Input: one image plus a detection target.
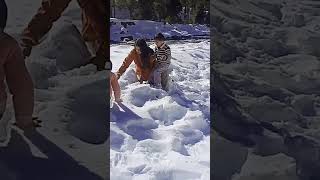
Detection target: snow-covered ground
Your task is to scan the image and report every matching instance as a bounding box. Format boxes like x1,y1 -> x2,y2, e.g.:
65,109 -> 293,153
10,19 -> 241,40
1,1 -> 108,179
111,18 -> 209,43
212,0 -> 320,179
110,41 -> 210,179
1,1 -> 210,180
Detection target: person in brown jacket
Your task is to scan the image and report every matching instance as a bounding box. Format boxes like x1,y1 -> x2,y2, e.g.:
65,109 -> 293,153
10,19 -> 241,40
20,0 -> 110,71
1,0 -> 35,142
116,39 -> 156,83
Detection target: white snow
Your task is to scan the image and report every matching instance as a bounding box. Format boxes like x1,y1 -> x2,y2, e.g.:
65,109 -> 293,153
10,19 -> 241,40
111,18 -> 209,42
1,1 -> 107,179
110,40 -> 210,179
213,0 -> 320,179
1,1 -> 210,179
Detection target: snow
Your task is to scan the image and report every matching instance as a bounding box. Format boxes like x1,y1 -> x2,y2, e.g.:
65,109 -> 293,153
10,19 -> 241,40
1,1 -> 210,179
212,0 -> 320,179
1,1 -> 108,179
110,40 -> 210,179
110,18 -> 209,43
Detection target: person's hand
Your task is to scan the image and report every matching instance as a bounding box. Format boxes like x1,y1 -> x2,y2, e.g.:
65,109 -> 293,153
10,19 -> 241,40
116,73 -> 121,79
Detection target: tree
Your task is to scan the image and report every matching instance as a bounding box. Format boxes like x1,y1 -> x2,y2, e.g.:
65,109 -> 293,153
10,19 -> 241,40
153,0 -> 167,22
166,0 -> 183,23
189,0 -> 209,24
112,0 -> 209,24
135,0 -> 156,20
115,0 -> 138,18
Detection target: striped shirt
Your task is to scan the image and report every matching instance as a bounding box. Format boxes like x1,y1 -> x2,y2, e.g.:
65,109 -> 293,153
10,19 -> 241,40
155,43 -> 171,69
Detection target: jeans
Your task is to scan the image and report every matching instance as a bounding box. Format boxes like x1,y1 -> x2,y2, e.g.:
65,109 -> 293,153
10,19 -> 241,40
149,67 -> 170,91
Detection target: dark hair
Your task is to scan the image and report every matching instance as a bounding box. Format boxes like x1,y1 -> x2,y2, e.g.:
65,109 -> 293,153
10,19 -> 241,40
154,33 -> 165,41
0,0 -> 7,29
135,39 -> 154,68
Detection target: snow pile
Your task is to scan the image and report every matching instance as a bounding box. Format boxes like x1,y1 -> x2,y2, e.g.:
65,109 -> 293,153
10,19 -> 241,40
110,41 -> 210,179
212,0 -> 320,179
111,18 -> 209,42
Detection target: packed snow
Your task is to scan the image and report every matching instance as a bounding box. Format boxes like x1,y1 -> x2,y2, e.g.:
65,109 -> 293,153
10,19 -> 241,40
110,40 -> 210,179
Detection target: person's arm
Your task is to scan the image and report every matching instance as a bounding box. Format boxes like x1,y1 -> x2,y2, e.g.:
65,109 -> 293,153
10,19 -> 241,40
150,54 -> 156,70
79,0 -> 109,66
21,0 -> 72,51
116,50 -> 135,78
4,41 -> 34,129
111,74 -> 121,102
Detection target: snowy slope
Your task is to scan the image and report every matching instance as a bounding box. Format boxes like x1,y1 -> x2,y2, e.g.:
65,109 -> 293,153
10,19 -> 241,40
110,41 -> 210,179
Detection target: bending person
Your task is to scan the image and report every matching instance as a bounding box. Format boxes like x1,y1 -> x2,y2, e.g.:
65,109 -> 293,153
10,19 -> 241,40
116,39 -> 156,84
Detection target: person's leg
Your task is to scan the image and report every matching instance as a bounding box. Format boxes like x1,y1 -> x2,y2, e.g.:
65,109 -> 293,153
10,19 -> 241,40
161,69 -> 170,91
148,71 -> 154,85
153,69 -> 162,88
